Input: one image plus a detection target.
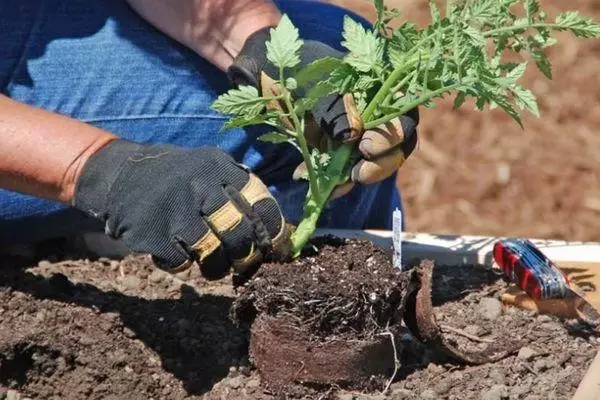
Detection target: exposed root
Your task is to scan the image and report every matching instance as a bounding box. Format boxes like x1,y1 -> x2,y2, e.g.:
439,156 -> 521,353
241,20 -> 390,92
232,237 -> 408,341
379,327 -> 400,394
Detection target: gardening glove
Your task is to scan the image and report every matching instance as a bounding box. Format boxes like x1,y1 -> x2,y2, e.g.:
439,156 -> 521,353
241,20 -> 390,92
228,27 -> 419,198
73,139 -> 291,280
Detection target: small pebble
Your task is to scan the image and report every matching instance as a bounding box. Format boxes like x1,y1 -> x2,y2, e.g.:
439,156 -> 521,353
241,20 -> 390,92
481,384 -> 508,400
434,378 -> 453,394
148,270 -> 165,284
536,314 -> 553,323
533,359 -> 548,372
120,275 -> 142,291
226,375 -> 244,389
389,387 -> 413,399
488,368 -> 506,385
420,389 -> 437,400
478,297 -> 503,320
123,327 -> 136,338
517,346 -> 537,361
464,325 -> 482,336
246,377 -> 260,389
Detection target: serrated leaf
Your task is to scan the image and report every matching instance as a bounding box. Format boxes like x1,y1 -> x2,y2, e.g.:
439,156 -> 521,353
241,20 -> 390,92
373,0 -> 386,32
488,91 -> 523,127
464,26 -> 486,46
512,85 -> 540,117
341,16 -> 384,72
453,91 -> 467,109
389,23 -> 420,68
294,57 -> 342,88
211,86 -> 266,116
531,48 -> 552,79
506,62 -> 527,82
354,75 -> 377,91
555,11 -> 600,38
222,114 -> 266,130
525,0 -> 540,22
258,131 -> 289,144
294,81 -> 335,114
266,15 -> 304,69
328,63 -> 359,93
468,0 -> 497,22
429,0 -> 441,25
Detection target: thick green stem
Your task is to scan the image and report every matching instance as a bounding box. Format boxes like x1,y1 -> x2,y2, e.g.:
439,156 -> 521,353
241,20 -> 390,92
483,23 -> 575,37
364,82 -> 467,129
290,144 -> 354,255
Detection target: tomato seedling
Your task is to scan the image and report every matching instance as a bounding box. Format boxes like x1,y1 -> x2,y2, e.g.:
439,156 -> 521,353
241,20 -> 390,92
212,0 -> 600,256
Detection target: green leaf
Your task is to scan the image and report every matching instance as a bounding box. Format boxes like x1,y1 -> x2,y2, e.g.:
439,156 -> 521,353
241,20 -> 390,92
211,86 -> 266,116
506,62 -> 527,82
258,131 -> 289,144
464,26 -> 486,47
429,0 -> 441,25
294,57 -> 342,88
525,0 -> 540,22
328,63 -> 359,93
354,75 -> 377,91
266,14 -> 304,69
512,85 -> 540,117
453,91 -> 467,109
373,0 -> 385,31
555,11 -> 600,38
341,16 -> 384,72
222,114 -> 267,130
389,23 -> 420,68
285,77 -> 298,90
531,48 -> 552,79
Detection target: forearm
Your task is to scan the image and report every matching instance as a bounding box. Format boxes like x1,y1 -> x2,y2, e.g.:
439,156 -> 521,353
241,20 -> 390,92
0,95 -> 117,203
125,0 -> 282,71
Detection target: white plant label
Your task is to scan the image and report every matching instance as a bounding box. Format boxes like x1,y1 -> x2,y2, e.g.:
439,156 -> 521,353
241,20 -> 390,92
393,208 -> 403,270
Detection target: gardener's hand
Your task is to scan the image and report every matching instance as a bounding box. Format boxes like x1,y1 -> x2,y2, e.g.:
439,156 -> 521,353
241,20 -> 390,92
73,140 -> 290,280
228,27 -> 419,197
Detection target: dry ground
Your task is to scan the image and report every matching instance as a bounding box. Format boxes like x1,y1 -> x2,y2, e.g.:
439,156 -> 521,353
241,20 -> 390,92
325,0 -> 600,242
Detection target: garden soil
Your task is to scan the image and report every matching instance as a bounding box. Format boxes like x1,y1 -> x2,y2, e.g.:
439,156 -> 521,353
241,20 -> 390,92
0,238 -> 598,399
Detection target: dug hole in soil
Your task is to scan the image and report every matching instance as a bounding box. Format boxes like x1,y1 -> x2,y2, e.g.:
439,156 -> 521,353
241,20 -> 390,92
0,236 -> 598,399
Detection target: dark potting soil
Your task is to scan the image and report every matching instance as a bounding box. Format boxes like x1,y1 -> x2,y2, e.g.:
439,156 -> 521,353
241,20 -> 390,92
0,238 -> 597,400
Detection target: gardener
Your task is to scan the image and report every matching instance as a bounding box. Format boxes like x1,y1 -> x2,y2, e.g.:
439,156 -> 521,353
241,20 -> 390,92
0,0 -> 418,279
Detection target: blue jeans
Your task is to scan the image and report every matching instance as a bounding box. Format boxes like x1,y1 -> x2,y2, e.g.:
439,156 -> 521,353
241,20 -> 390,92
0,0 -> 401,243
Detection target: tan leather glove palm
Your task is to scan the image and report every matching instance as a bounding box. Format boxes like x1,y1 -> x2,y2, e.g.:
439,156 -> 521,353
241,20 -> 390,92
296,94 -> 419,198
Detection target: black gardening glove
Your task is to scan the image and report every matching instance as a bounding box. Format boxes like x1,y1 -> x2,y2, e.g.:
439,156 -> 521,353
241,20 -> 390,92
73,140 -> 290,280
228,27 -> 419,197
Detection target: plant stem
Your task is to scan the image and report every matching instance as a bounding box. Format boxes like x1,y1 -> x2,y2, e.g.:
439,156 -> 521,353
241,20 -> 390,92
283,91 -> 321,201
363,60 -> 413,122
483,22 -> 572,37
291,143 -> 354,256
363,82 -> 466,129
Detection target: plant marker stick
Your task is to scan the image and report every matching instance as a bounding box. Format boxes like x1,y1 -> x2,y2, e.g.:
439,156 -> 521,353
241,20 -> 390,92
393,208 -> 403,270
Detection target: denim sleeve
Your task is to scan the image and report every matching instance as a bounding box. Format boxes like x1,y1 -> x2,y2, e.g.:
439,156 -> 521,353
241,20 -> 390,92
0,0 -> 401,243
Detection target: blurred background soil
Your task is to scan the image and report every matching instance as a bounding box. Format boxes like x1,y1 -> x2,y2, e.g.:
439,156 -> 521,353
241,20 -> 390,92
324,0 -> 600,242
